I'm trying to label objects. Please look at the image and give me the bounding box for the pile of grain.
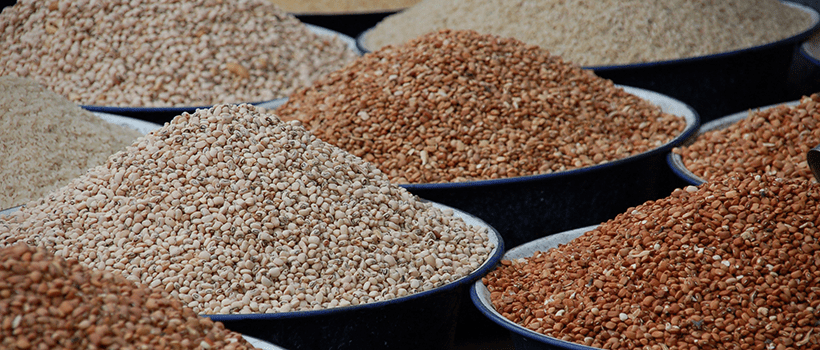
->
[0,0,357,107]
[0,75,143,209]
[673,94,820,183]
[363,0,814,66]
[277,30,686,184]
[267,0,419,14]
[0,103,494,314]
[0,243,253,349]
[484,174,820,349]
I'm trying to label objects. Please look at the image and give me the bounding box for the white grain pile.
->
[0,0,358,107]
[0,104,494,315]
[363,0,815,66]
[0,75,143,209]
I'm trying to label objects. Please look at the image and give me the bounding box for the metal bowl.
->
[356,1,820,123]
[204,201,504,350]
[666,100,801,186]
[470,225,598,350]
[396,85,698,249]
[81,24,360,125]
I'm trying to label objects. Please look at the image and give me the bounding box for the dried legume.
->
[363,0,813,66]
[673,94,820,182]
[0,243,253,350]
[0,75,143,209]
[278,30,686,184]
[484,174,820,349]
[0,103,493,315]
[0,0,357,107]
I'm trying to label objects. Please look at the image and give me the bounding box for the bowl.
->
[295,11,399,38]
[666,100,802,186]
[395,85,698,249]
[470,225,597,350]
[789,30,820,101]
[81,24,360,125]
[356,1,820,123]
[203,201,504,350]
[0,111,163,213]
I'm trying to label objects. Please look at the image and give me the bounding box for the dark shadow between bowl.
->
[204,202,504,350]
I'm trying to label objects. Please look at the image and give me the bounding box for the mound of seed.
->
[0,243,253,350]
[673,94,820,183]
[484,174,820,350]
[363,0,813,66]
[0,0,357,107]
[277,30,686,184]
[1,75,143,209]
[268,0,420,14]
[0,104,494,315]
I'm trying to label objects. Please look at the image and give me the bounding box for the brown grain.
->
[673,94,820,183]
[277,30,686,184]
[0,244,253,349]
[484,173,820,349]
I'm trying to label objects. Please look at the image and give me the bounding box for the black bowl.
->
[204,202,504,350]
[295,10,398,39]
[666,100,801,186]
[395,86,698,249]
[470,225,601,350]
[81,25,360,125]
[356,1,820,124]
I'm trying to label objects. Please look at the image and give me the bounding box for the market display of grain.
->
[0,75,143,209]
[0,103,494,315]
[362,0,814,66]
[0,0,357,107]
[277,29,687,184]
[0,243,254,349]
[484,174,820,349]
[267,0,419,14]
[673,94,820,183]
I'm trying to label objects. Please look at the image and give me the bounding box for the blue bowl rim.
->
[397,85,700,190]
[204,201,505,322]
[666,99,802,186]
[469,225,601,350]
[799,24,820,64]
[79,23,362,115]
[356,1,820,71]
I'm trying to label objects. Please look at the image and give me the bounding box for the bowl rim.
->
[79,24,360,114]
[356,1,820,71]
[395,85,700,190]
[203,200,505,322]
[470,225,601,350]
[666,99,802,186]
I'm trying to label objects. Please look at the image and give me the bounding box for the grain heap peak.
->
[0,104,494,314]
[278,29,686,184]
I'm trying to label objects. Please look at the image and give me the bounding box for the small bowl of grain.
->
[356,0,820,123]
[473,174,820,350]
[667,95,816,186]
